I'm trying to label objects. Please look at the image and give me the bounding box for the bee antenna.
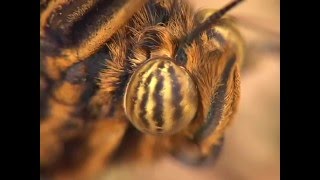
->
[175,0,244,64]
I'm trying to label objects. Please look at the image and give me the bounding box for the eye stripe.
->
[168,66,183,128]
[153,62,165,131]
[138,73,153,129]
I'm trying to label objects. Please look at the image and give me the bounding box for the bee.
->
[40,0,245,179]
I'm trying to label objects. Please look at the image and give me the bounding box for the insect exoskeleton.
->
[124,57,199,135]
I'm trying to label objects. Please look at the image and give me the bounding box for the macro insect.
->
[40,0,245,179]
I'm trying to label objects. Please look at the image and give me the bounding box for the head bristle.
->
[188,0,243,43]
[175,0,244,64]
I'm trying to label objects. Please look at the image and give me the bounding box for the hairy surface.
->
[40,0,243,179]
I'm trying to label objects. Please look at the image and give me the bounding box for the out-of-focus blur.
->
[100,0,280,179]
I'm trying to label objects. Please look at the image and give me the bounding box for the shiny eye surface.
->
[124,58,199,135]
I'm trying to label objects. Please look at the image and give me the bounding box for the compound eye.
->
[124,58,199,135]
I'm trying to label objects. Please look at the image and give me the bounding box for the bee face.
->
[124,58,199,135]
[40,0,245,179]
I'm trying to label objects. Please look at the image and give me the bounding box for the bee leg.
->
[52,117,128,180]
[41,115,129,180]
[112,125,171,164]
[40,62,88,167]
[207,136,224,165]
[41,60,130,179]
[171,136,224,166]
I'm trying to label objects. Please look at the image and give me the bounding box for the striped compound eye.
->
[124,58,199,135]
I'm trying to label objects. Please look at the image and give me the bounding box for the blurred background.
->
[100,0,280,179]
